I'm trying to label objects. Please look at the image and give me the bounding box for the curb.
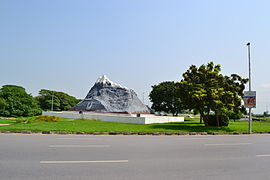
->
[42,131,51,134]
[108,132,118,135]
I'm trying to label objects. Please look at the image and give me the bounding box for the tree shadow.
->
[150,121,234,132]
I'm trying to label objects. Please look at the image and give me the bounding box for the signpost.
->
[246,42,256,134]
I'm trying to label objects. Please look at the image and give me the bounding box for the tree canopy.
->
[35,89,80,111]
[0,85,41,117]
[177,62,248,126]
[149,81,183,116]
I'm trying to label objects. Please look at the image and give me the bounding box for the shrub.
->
[207,114,229,126]
[36,115,60,122]
[227,110,242,120]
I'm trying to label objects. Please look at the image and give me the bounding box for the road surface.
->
[1,134,270,180]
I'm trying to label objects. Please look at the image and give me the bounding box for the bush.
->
[227,110,242,120]
[36,115,60,122]
[207,114,229,126]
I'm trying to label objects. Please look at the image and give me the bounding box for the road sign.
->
[244,91,256,108]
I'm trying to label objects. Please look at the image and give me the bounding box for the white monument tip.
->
[95,75,127,89]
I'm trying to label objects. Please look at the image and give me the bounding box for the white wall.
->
[42,111,184,124]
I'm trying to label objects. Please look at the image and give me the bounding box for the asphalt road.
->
[1,134,270,180]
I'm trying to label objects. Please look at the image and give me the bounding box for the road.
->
[1,134,270,180]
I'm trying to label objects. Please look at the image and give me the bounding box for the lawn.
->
[0,117,270,133]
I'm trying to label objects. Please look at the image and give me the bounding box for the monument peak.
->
[95,75,126,89]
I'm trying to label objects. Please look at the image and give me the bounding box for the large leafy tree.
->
[177,62,248,126]
[0,85,41,117]
[36,89,80,111]
[149,81,183,116]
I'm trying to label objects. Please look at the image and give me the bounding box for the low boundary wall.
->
[42,111,184,124]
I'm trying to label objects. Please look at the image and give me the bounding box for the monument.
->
[71,75,150,114]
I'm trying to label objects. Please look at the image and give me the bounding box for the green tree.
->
[0,97,8,116]
[0,85,41,117]
[36,89,80,111]
[149,81,183,116]
[227,110,242,121]
[177,62,248,126]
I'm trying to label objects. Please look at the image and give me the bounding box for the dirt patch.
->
[0,124,10,126]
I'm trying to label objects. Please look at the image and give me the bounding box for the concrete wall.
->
[42,111,184,124]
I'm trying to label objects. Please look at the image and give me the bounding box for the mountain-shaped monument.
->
[71,75,150,113]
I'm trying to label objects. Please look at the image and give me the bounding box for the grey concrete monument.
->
[71,75,150,113]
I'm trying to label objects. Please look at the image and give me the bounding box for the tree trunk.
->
[216,114,220,127]
[200,112,208,126]
[204,108,210,127]
[203,115,209,126]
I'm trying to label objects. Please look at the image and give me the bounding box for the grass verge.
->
[0,117,270,133]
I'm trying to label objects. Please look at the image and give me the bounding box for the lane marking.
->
[184,138,211,140]
[256,154,270,157]
[40,160,128,164]
[49,145,110,148]
[205,143,252,146]
[56,138,101,140]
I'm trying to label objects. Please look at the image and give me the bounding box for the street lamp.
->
[247,42,252,134]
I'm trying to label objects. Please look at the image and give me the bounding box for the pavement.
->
[1,134,270,180]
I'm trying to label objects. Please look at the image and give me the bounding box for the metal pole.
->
[51,94,54,111]
[247,42,252,134]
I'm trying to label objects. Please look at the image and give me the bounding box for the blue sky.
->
[0,0,269,113]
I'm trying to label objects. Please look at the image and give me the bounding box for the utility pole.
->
[247,42,252,134]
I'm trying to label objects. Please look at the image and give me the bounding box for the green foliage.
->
[207,115,229,126]
[15,117,32,124]
[149,81,184,116]
[177,62,248,126]
[227,110,242,120]
[0,85,42,117]
[0,97,8,116]
[36,115,60,122]
[35,89,80,111]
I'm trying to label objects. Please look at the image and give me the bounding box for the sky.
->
[0,0,269,114]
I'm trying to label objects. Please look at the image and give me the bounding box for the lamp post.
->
[247,42,252,134]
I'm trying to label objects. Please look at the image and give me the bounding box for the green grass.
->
[0,117,270,133]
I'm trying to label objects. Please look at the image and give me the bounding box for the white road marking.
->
[49,145,110,148]
[205,143,252,146]
[56,138,101,140]
[40,160,128,164]
[185,138,211,140]
[256,154,270,157]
